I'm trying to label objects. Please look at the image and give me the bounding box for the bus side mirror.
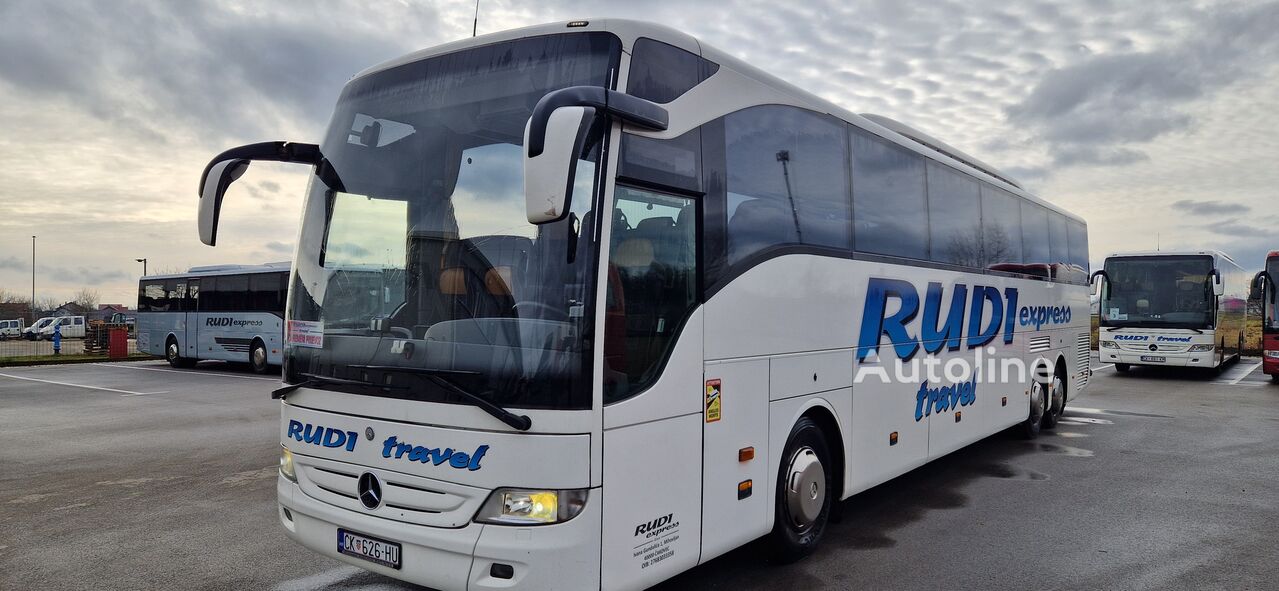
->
[1253,271,1272,300]
[523,106,596,224]
[197,141,323,246]
[1211,269,1225,297]
[199,159,249,246]
[1090,270,1109,291]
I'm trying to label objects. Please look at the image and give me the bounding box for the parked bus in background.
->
[1095,250,1247,372]
[136,263,289,373]
[194,20,1092,590]
[1254,250,1279,382]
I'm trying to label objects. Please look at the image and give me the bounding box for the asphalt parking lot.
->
[1,357,1276,590]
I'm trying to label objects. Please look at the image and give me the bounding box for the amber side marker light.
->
[737,480,752,500]
[738,447,754,462]
[954,411,962,423]
[889,431,899,446]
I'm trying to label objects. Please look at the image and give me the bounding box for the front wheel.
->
[166,337,195,368]
[250,340,269,374]
[768,417,833,563]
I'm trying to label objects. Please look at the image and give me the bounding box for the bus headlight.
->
[1101,341,1119,349]
[279,446,297,482]
[475,488,588,525]
[1265,351,1279,359]
[1188,344,1214,352]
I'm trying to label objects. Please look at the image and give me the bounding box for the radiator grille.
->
[294,455,482,528]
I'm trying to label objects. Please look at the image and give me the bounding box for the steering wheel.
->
[512,301,569,320]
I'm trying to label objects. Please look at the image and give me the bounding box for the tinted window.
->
[1021,201,1051,268]
[619,128,701,193]
[1067,219,1089,280]
[211,274,248,311]
[926,162,982,267]
[851,128,927,260]
[626,38,718,104]
[1048,213,1069,264]
[725,105,850,264]
[249,273,284,311]
[981,185,1023,267]
[139,280,166,312]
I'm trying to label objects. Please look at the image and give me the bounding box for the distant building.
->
[92,304,132,322]
[0,302,32,323]
[52,302,90,318]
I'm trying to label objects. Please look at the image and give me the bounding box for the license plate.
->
[1140,355,1166,363]
[337,528,401,570]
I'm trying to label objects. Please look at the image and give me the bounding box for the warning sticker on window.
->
[287,320,324,349]
[705,379,721,423]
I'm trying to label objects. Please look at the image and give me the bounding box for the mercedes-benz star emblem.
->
[357,473,382,510]
[365,427,375,441]
[1149,344,1158,351]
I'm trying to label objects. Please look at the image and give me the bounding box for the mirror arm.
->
[1089,269,1110,285]
[198,141,322,197]
[526,86,668,158]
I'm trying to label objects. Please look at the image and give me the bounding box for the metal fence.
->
[0,324,144,364]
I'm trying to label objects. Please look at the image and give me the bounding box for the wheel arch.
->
[787,398,847,501]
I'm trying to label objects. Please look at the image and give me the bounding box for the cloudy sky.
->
[1,0,1276,306]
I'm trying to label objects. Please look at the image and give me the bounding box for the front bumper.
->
[1099,349,1218,368]
[277,476,601,590]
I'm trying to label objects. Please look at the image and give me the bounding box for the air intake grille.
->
[1077,332,1091,388]
[1028,335,1052,353]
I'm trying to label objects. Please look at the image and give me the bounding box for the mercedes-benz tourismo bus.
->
[194,20,1092,590]
[1095,250,1247,372]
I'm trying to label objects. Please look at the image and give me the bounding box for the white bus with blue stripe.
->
[195,20,1092,590]
[136,263,289,372]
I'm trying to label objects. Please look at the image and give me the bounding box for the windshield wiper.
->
[271,372,405,400]
[350,365,532,431]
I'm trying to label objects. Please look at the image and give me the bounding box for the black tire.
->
[250,339,269,374]
[768,417,833,563]
[165,336,195,368]
[1042,371,1066,429]
[1114,363,1130,372]
[1021,380,1046,439]
[1270,373,1279,384]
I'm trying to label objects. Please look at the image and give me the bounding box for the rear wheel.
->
[1114,363,1130,372]
[165,336,195,368]
[250,339,269,374]
[1021,380,1046,439]
[768,417,833,563]
[1042,371,1066,429]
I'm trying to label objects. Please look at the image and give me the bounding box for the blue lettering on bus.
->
[1157,336,1192,342]
[286,420,358,452]
[1114,334,1149,341]
[1018,305,1071,330]
[915,378,977,421]
[381,436,488,471]
[857,278,1021,362]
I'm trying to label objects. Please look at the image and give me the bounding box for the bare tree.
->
[73,288,100,311]
[0,288,25,304]
[34,295,59,313]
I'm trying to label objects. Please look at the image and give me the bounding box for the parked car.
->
[0,318,25,339]
[23,316,56,340]
[37,316,86,340]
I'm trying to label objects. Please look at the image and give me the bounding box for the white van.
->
[0,318,24,339]
[23,316,55,340]
[38,316,86,340]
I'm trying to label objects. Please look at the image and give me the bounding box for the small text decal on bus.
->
[287,420,358,452]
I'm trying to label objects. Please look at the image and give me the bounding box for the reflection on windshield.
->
[285,32,621,411]
[1268,259,1279,330]
[1101,256,1214,329]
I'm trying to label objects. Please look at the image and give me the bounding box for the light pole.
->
[31,235,36,316]
[136,258,148,277]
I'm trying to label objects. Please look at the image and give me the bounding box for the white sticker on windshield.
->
[1108,308,1120,319]
[287,320,324,349]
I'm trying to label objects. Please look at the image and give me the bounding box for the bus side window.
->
[724,105,850,264]
[626,37,718,105]
[980,185,1024,268]
[1020,202,1051,279]
[851,127,928,261]
[925,161,982,267]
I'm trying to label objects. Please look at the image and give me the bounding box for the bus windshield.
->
[1101,255,1215,329]
[285,32,621,411]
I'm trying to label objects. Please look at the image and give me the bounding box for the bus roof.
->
[143,262,290,281]
[352,18,1084,225]
[1103,250,1241,268]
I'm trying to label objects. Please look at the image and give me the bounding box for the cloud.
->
[265,241,293,254]
[1170,200,1250,216]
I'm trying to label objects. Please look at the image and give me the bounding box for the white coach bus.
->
[136,263,289,372]
[1095,250,1247,371]
[195,20,1091,590]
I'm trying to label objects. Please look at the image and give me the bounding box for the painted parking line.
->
[1093,364,1114,372]
[1226,361,1263,386]
[0,371,167,397]
[99,363,279,382]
